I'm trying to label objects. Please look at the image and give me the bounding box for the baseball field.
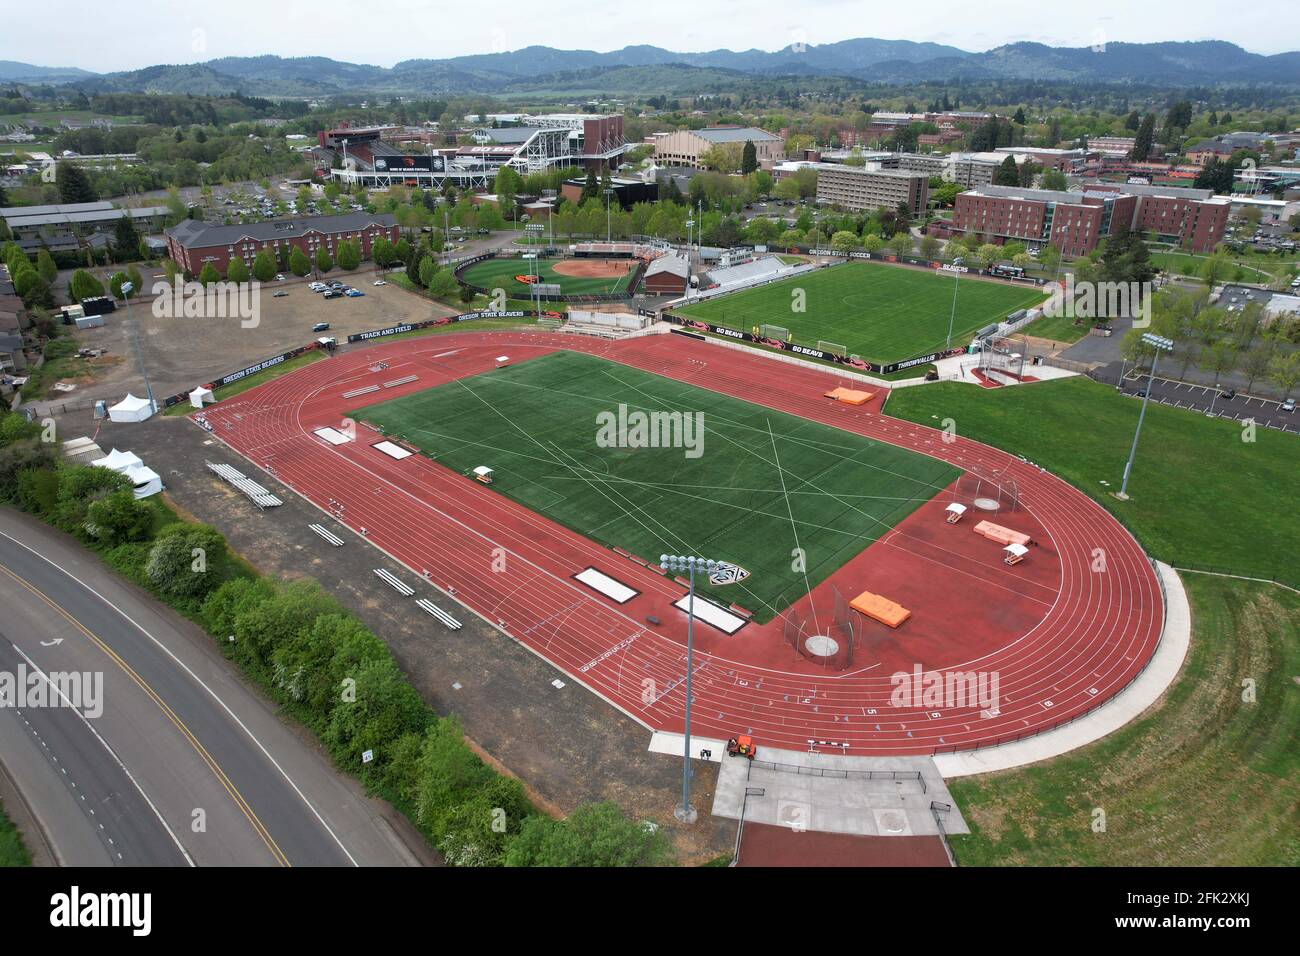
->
[459,256,637,296]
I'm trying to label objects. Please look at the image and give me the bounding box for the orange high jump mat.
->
[849,590,911,628]
[824,386,875,405]
[973,520,1032,547]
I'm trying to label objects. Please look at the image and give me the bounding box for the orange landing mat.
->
[973,520,1032,547]
[849,590,911,628]
[824,386,875,405]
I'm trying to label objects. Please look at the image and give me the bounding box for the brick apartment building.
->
[165,212,400,275]
[950,183,1229,255]
[814,163,930,216]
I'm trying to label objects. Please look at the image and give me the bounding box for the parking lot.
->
[1117,368,1298,431]
[43,273,460,406]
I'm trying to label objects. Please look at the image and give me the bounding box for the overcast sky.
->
[4,0,1292,72]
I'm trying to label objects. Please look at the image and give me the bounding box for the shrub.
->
[145,522,228,599]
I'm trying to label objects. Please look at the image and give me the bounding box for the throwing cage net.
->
[780,588,862,671]
[954,467,1022,512]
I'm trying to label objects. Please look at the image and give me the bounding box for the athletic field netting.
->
[353,351,959,621]
[678,261,1047,365]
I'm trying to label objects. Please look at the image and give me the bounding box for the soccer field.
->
[677,261,1048,365]
[354,351,958,621]
[459,256,636,296]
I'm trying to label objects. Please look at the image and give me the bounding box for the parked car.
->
[322,290,342,300]
[372,279,387,286]
[344,289,365,297]
[1220,388,1236,400]
[275,273,285,281]
[1282,398,1295,413]
[273,290,288,297]
[312,322,331,332]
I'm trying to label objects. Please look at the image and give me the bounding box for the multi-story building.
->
[650,126,783,169]
[2,201,170,253]
[814,163,929,216]
[950,182,1229,255]
[165,212,399,276]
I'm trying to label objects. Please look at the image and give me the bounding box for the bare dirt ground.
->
[46,272,458,407]
[551,258,634,279]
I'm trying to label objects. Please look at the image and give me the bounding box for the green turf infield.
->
[354,351,958,621]
[459,256,636,297]
[677,261,1048,365]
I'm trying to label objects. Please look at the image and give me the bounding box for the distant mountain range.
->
[2,38,1298,97]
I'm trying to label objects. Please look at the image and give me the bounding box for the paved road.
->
[0,509,433,867]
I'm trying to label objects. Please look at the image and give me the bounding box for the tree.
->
[1013,107,1026,125]
[146,524,228,599]
[252,250,276,283]
[56,161,97,203]
[69,269,104,301]
[1041,169,1068,191]
[372,237,395,268]
[889,232,914,258]
[36,248,57,284]
[198,262,221,286]
[289,247,311,278]
[1268,351,1300,400]
[113,215,140,262]
[830,230,859,253]
[1130,114,1156,162]
[86,489,154,546]
[993,156,1019,187]
[919,235,941,260]
[504,802,670,867]
[740,140,758,175]
[418,255,436,289]
[427,268,458,299]
[226,257,249,284]
[315,247,333,274]
[336,239,360,272]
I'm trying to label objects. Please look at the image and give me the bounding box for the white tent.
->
[107,393,155,423]
[122,464,162,499]
[90,448,161,498]
[189,386,215,409]
[91,448,143,471]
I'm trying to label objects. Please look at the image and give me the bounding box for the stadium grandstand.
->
[320,115,628,190]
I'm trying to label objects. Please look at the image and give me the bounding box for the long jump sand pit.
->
[551,258,634,279]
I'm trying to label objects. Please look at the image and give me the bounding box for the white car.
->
[372,279,387,286]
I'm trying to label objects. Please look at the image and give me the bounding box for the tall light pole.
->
[945,257,964,349]
[604,186,615,244]
[660,553,718,824]
[120,280,156,414]
[1118,333,1174,500]
[684,218,695,302]
[525,222,544,313]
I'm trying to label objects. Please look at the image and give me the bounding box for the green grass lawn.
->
[0,801,31,867]
[1019,311,1092,345]
[949,575,1299,866]
[884,377,1300,586]
[676,261,1047,366]
[353,350,958,620]
[460,256,635,297]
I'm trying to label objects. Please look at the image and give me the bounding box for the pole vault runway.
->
[196,330,1163,756]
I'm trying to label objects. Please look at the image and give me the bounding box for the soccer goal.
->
[759,324,791,342]
[818,340,848,357]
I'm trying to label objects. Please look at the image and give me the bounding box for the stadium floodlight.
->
[659,553,720,824]
[119,279,157,414]
[603,186,616,243]
[1118,333,1175,499]
[945,257,964,349]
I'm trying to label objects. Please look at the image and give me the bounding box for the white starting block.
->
[945,502,967,525]
[1003,543,1029,566]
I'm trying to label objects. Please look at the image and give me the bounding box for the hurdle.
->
[373,568,414,596]
[416,598,462,630]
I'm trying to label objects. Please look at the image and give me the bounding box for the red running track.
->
[196,331,1163,755]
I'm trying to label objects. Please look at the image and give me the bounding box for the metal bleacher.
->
[205,461,282,509]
